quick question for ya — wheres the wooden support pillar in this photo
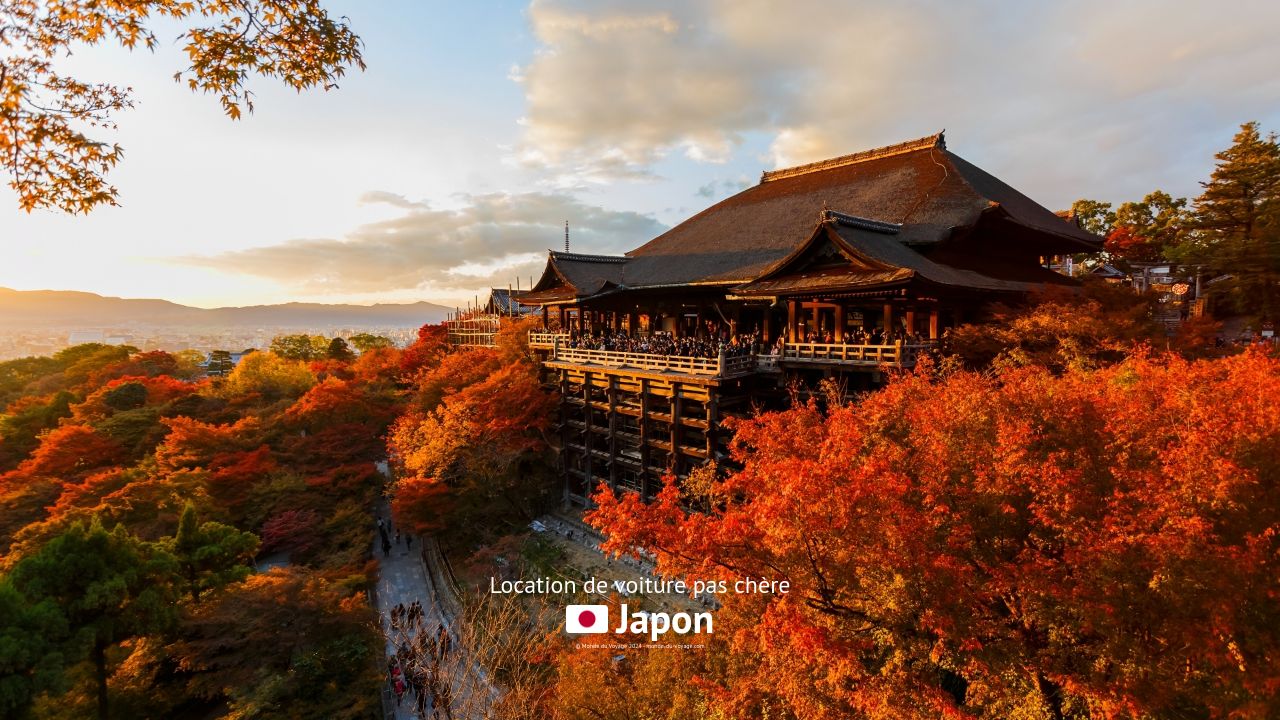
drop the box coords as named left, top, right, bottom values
left=929, top=308, right=939, bottom=339
left=883, top=303, right=893, bottom=333
left=607, top=377, right=618, bottom=490
left=905, top=309, right=916, bottom=338
left=787, top=300, right=798, bottom=343
left=541, top=305, right=549, bottom=329
left=639, top=379, right=651, bottom=500
left=581, top=371, right=593, bottom=488
left=762, top=308, right=772, bottom=343
left=834, top=304, right=846, bottom=342
left=629, top=310, right=639, bottom=335
left=559, top=369, right=571, bottom=503
left=669, top=385, right=683, bottom=478
left=706, top=392, right=719, bottom=460
left=611, top=312, right=621, bottom=332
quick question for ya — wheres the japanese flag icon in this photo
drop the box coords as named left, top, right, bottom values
left=565, top=604, right=609, bottom=634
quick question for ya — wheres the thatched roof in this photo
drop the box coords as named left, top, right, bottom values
left=521, top=132, right=1100, bottom=303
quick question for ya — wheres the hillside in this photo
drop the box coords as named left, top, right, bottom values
left=0, top=287, right=450, bottom=328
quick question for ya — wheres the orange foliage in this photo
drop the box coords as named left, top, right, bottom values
left=72, top=374, right=199, bottom=422
left=399, top=323, right=449, bottom=377
left=154, top=416, right=262, bottom=473
left=407, top=348, right=502, bottom=411
left=87, top=350, right=180, bottom=384
left=206, top=446, right=277, bottom=512
left=16, top=424, right=123, bottom=481
left=284, top=377, right=393, bottom=431
left=588, top=349, right=1280, bottom=719
left=390, top=475, right=451, bottom=535
left=391, top=361, right=553, bottom=483
left=350, top=345, right=402, bottom=384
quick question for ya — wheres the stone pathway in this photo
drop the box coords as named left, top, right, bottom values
left=373, top=509, right=493, bottom=719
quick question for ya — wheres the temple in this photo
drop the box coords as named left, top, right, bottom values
left=499, top=133, right=1101, bottom=504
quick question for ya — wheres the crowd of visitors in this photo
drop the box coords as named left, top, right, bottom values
left=798, top=327, right=932, bottom=345
left=560, top=326, right=934, bottom=358
left=563, top=329, right=760, bottom=359
left=386, top=600, right=455, bottom=719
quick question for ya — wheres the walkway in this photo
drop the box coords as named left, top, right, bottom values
left=373, top=508, right=494, bottom=719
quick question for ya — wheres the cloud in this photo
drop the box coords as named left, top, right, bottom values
left=696, top=177, right=752, bottom=199
left=514, top=0, right=1280, bottom=204
left=182, top=192, right=666, bottom=295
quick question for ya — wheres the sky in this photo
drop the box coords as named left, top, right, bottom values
left=2, top=0, right=1279, bottom=309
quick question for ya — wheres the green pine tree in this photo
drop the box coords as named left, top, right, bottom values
left=163, top=504, right=259, bottom=604
left=7, top=520, right=178, bottom=720
left=1172, top=122, right=1280, bottom=321
left=326, top=336, right=356, bottom=362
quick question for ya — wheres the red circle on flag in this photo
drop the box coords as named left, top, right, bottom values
left=578, top=609, right=597, bottom=628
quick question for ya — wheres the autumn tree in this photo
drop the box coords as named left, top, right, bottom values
left=0, top=390, right=74, bottom=470
left=1, top=0, right=364, bottom=213
left=348, top=332, right=392, bottom=353
left=390, top=361, right=556, bottom=533
left=399, top=323, right=450, bottom=377
left=587, top=349, right=1280, bottom=719
left=1105, top=190, right=1189, bottom=264
left=1171, top=121, right=1280, bottom=320
left=7, top=519, right=177, bottom=720
left=168, top=567, right=381, bottom=719
left=171, top=349, right=209, bottom=380
left=206, top=350, right=235, bottom=376
left=161, top=504, right=258, bottom=604
left=0, top=355, right=62, bottom=406
left=325, top=336, right=355, bottom=362
left=218, top=350, right=315, bottom=402
left=269, top=333, right=330, bottom=361
left=945, top=278, right=1163, bottom=371
left=1069, top=198, right=1116, bottom=237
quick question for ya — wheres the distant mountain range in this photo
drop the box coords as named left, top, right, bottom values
left=0, top=287, right=451, bottom=329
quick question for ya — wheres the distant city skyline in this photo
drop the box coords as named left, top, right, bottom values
left=3, top=0, right=1279, bottom=308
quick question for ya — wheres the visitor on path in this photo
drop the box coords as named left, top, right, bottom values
left=382, top=537, right=392, bottom=557
left=396, top=529, right=402, bottom=545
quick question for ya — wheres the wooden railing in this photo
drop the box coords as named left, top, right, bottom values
left=550, top=346, right=730, bottom=377
left=528, top=331, right=570, bottom=349
left=532, top=330, right=934, bottom=376
left=779, top=341, right=935, bottom=366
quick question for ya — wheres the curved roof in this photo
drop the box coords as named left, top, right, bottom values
left=521, top=251, right=628, bottom=303
left=735, top=211, right=1066, bottom=297
left=519, top=133, right=1100, bottom=303
left=621, top=132, right=1098, bottom=287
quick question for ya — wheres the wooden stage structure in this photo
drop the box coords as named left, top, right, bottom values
left=452, top=133, right=1103, bottom=505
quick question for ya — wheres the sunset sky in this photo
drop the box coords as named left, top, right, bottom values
left=3, top=0, right=1279, bottom=308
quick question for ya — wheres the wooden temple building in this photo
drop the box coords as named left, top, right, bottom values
left=506, top=132, right=1101, bottom=504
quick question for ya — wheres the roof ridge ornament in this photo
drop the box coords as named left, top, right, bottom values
left=822, top=209, right=902, bottom=234
left=550, top=250, right=629, bottom=264
left=761, top=131, right=946, bottom=183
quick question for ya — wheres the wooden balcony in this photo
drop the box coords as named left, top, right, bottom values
left=528, top=331, right=570, bottom=349
left=550, top=346, right=747, bottom=377
left=533, top=331, right=933, bottom=377
left=776, top=341, right=934, bottom=367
